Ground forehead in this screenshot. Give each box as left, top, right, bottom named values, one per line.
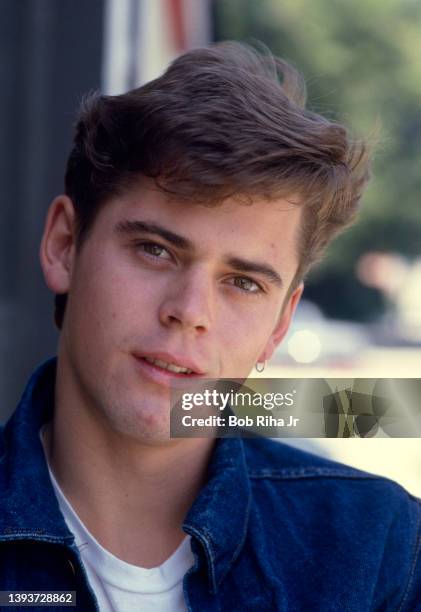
left=96, top=182, right=302, bottom=267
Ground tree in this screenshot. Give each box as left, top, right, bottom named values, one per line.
left=213, top=0, right=421, bottom=319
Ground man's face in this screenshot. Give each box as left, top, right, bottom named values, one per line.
left=41, top=181, right=303, bottom=443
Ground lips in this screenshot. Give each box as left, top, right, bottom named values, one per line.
left=133, top=352, right=204, bottom=377
left=143, top=356, right=194, bottom=374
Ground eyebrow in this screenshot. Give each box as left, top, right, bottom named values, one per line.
left=114, top=220, right=193, bottom=250
left=115, top=219, right=283, bottom=288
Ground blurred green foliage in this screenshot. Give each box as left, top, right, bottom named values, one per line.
left=213, top=0, right=421, bottom=320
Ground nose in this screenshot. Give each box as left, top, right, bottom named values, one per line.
left=159, top=267, right=213, bottom=333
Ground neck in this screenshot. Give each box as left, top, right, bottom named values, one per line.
left=42, top=361, right=216, bottom=567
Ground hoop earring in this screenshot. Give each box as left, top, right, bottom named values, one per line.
left=255, top=360, right=266, bottom=373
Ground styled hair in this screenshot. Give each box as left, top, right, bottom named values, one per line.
left=56, top=41, right=370, bottom=328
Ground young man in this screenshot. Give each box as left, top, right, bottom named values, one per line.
left=1, top=42, right=420, bottom=611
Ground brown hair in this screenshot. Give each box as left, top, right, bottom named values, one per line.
left=56, top=41, right=370, bottom=328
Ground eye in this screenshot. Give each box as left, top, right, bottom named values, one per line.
left=229, top=276, right=263, bottom=294
left=135, top=241, right=172, bottom=261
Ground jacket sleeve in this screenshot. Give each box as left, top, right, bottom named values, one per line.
left=397, top=496, right=421, bottom=612
left=373, top=492, right=421, bottom=611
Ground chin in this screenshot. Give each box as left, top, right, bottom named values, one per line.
left=102, top=398, right=172, bottom=442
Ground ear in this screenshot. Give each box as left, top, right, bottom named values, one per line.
left=257, top=282, right=304, bottom=362
left=39, top=195, right=77, bottom=294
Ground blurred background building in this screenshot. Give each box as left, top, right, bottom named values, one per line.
left=0, top=0, right=212, bottom=417
left=1, top=0, right=420, bottom=492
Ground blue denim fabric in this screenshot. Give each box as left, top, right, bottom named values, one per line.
left=1, top=358, right=421, bottom=611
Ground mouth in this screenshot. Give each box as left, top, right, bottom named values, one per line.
left=133, top=352, right=204, bottom=381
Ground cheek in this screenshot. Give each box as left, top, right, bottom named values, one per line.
left=65, top=266, right=124, bottom=350
left=217, top=305, right=277, bottom=368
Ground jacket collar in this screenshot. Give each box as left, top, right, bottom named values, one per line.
left=0, top=359, right=252, bottom=592
left=0, top=358, right=75, bottom=544
left=183, top=435, right=251, bottom=594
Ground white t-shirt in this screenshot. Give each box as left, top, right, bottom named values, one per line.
left=39, top=427, right=195, bottom=612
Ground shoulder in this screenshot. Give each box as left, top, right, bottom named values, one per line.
left=241, top=437, right=421, bottom=610
left=241, top=437, right=421, bottom=553
left=243, top=435, right=415, bottom=485
left=242, top=436, right=370, bottom=478
left=242, top=436, right=421, bottom=512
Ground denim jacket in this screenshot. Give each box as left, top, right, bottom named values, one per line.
left=1, top=359, right=421, bottom=611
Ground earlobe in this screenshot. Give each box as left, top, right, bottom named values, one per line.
left=39, top=195, right=77, bottom=294
left=258, top=282, right=304, bottom=362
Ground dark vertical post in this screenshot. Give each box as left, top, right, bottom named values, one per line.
left=0, top=0, right=104, bottom=420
